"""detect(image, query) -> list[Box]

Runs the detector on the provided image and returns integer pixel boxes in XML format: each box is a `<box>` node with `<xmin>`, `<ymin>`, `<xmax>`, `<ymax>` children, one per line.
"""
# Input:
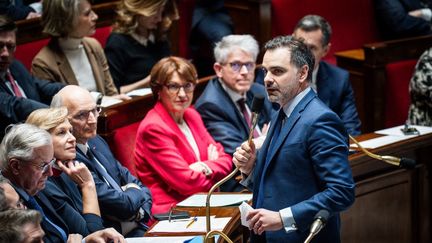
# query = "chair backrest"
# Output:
<box><xmin>15</xmin><ymin>38</ymin><xmax>50</xmax><ymax>71</ymax></box>
<box><xmin>384</xmin><ymin>59</ymin><xmax>418</xmax><ymax>128</ymax></box>
<box><xmin>92</xmin><ymin>26</ymin><xmax>113</xmax><ymax>48</ymax></box>
<box><xmin>271</xmin><ymin>0</ymin><xmax>379</xmax><ymax>63</ymax></box>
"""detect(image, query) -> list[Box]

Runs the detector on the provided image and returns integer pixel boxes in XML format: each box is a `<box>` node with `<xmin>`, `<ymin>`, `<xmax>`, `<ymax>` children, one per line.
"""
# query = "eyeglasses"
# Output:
<box><xmin>224</xmin><ymin>62</ymin><xmax>255</xmax><ymax>72</ymax></box>
<box><xmin>0</xmin><ymin>42</ymin><xmax>16</xmax><ymax>53</ymax></box>
<box><xmin>164</xmin><ymin>82</ymin><xmax>195</xmax><ymax>94</ymax></box>
<box><xmin>19</xmin><ymin>158</ymin><xmax>56</xmax><ymax>174</ymax></box>
<box><xmin>72</xmin><ymin>106</ymin><xmax>102</xmax><ymax>121</ymax></box>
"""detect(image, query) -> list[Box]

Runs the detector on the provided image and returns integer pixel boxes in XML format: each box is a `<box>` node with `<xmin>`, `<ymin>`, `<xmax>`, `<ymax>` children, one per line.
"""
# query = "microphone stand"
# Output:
<box><xmin>204</xmin><ymin>111</ymin><xmax>261</xmax><ymax>243</ymax></box>
<box><xmin>349</xmin><ymin>135</ymin><xmax>415</xmax><ymax>169</ymax></box>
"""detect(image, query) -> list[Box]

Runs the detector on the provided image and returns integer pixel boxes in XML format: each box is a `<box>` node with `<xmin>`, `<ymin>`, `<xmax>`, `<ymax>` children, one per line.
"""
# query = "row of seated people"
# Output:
<box><xmin>0</xmin><ymin>1</ymin><xmax>428</xmax><ymax>241</ymax></box>
<box><xmin>0</xmin><ymin>38</ymin><xmax>356</xmax><ymax>243</ymax></box>
<box><xmin>0</xmin><ymin>8</ymin><xmax>356</xmax><ymax>241</ymax></box>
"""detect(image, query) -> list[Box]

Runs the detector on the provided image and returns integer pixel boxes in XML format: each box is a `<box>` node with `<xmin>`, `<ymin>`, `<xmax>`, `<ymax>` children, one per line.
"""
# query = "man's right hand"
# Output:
<box><xmin>233</xmin><ymin>141</ymin><xmax>256</xmax><ymax>175</ymax></box>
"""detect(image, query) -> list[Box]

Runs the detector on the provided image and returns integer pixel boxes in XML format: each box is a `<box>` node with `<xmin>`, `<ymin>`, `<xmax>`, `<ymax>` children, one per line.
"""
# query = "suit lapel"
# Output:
<box><xmin>88</xmin><ymin>140</ymin><xmax>120</xmax><ymax>185</ymax></box>
<box><xmin>48</xmin><ymin>40</ymin><xmax>79</xmax><ymax>86</ymax></box>
<box><xmin>261</xmin><ymin>90</ymin><xmax>316</xmax><ymax>175</ymax></box>
<box><xmin>214</xmin><ymin>80</ymin><xmax>249</xmax><ymax>132</ymax></box>
<box><xmin>154</xmin><ymin>102</ymin><xmax>200</xmax><ymax>161</ymax></box>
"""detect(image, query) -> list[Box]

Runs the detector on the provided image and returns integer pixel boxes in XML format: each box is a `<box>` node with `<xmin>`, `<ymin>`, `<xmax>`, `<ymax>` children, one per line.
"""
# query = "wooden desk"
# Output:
<box><xmin>342</xmin><ymin>132</ymin><xmax>432</xmax><ymax>243</ymax></box>
<box><xmin>145</xmin><ymin>193</ymin><xmax>247</xmax><ymax>243</ymax></box>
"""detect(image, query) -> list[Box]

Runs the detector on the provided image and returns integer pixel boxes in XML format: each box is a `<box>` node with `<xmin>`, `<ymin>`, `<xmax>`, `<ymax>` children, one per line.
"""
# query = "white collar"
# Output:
<box><xmin>282</xmin><ymin>87</ymin><xmax>311</xmax><ymax>118</ymax></box>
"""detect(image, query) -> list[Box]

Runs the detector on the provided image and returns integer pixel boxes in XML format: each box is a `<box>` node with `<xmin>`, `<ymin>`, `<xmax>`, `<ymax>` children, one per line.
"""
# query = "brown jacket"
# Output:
<box><xmin>32</xmin><ymin>37</ymin><xmax>118</xmax><ymax>96</ymax></box>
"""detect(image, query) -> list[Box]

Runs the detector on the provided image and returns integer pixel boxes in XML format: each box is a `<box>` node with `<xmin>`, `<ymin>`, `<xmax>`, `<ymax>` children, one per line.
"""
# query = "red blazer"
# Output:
<box><xmin>134</xmin><ymin>102</ymin><xmax>232</xmax><ymax>214</ymax></box>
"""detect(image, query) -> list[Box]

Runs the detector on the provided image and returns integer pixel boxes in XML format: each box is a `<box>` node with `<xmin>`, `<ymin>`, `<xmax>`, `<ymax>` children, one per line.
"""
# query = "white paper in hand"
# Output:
<box><xmin>239</xmin><ymin>201</ymin><xmax>253</xmax><ymax>227</ymax></box>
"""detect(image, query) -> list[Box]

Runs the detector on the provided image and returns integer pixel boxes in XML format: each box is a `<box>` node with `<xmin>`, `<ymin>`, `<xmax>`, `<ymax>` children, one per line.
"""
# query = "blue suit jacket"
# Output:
<box><xmin>75</xmin><ymin>135</ymin><xmax>152</xmax><ymax>233</ymax></box>
<box><xmin>317</xmin><ymin>61</ymin><xmax>361</xmax><ymax>136</ymax></box>
<box><xmin>0</xmin><ymin>60</ymin><xmax>64</xmax><ymax>138</ymax></box>
<box><xmin>13</xmin><ymin>184</ymin><xmax>69</xmax><ymax>243</ymax></box>
<box><xmin>195</xmin><ymin>78</ymin><xmax>275</xmax><ymax>155</ymax></box>
<box><xmin>41</xmin><ymin>175</ymin><xmax>104</xmax><ymax>236</ymax></box>
<box><xmin>250</xmin><ymin>89</ymin><xmax>355</xmax><ymax>242</ymax></box>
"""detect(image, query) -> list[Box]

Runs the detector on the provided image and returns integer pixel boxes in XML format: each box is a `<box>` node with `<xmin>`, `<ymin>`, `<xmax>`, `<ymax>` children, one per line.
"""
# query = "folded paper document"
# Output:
<box><xmin>177</xmin><ymin>193</ymin><xmax>252</xmax><ymax>207</ymax></box>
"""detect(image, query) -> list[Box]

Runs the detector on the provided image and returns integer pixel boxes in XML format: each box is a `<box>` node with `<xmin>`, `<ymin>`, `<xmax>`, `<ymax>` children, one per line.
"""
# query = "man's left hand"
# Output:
<box><xmin>246</xmin><ymin>208</ymin><xmax>283</xmax><ymax>235</ymax></box>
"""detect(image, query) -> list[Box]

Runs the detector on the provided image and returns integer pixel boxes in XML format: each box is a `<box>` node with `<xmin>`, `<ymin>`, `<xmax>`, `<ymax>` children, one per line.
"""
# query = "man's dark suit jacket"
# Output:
<box><xmin>248</xmin><ymin>89</ymin><xmax>355</xmax><ymax>242</ymax></box>
<box><xmin>316</xmin><ymin>61</ymin><xmax>361</xmax><ymax>136</ymax></box>
<box><xmin>375</xmin><ymin>0</ymin><xmax>432</xmax><ymax>39</ymax></box>
<box><xmin>13</xmin><ymin>184</ymin><xmax>69</xmax><ymax>243</ymax></box>
<box><xmin>0</xmin><ymin>60</ymin><xmax>64</xmax><ymax>138</ymax></box>
<box><xmin>75</xmin><ymin>135</ymin><xmax>152</xmax><ymax>234</ymax></box>
<box><xmin>40</xmin><ymin>176</ymin><xmax>104</xmax><ymax>236</ymax></box>
<box><xmin>194</xmin><ymin>78</ymin><xmax>274</xmax><ymax>155</ymax></box>
<box><xmin>0</xmin><ymin>0</ymin><xmax>36</xmax><ymax>20</ymax></box>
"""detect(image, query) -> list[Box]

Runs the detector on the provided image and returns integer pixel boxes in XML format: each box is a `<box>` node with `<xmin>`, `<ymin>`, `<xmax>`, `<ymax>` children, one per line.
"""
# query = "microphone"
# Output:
<box><xmin>247</xmin><ymin>94</ymin><xmax>265</xmax><ymax>145</ymax></box>
<box><xmin>304</xmin><ymin>210</ymin><xmax>330</xmax><ymax>243</ymax></box>
<box><xmin>204</xmin><ymin>95</ymin><xmax>265</xmax><ymax>243</ymax></box>
<box><xmin>349</xmin><ymin>135</ymin><xmax>416</xmax><ymax>169</ymax></box>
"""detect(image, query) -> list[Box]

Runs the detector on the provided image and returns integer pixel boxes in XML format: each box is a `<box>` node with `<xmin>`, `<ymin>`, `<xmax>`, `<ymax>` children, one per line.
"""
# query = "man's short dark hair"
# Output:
<box><xmin>264</xmin><ymin>35</ymin><xmax>315</xmax><ymax>82</ymax></box>
<box><xmin>0</xmin><ymin>15</ymin><xmax>17</xmax><ymax>33</ymax></box>
<box><xmin>294</xmin><ymin>15</ymin><xmax>332</xmax><ymax>47</ymax></box>
<box><xmin>0</xmin><ymin>209</ymin><xmax>43</xmax><ymax>242</ymax></box>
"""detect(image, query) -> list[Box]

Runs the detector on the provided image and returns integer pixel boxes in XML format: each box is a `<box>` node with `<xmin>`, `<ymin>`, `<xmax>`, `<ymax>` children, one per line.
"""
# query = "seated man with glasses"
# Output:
<box><xmin>0</xmin><ymin>15</ymin><xmax>64</xmax><ymax>140</ymax></box>
<box><xmin>0</xmin><ymin>124</ymin><xmax>71</xmax><ymax>242</ymax></box>
<box><xmin>134</xmin><ymin>56</ymin><xmax>232</xmax><ymax>215</ymax></box>
<box><xmin>194</xmin><ymin>34</ymin><xmax>274</xmax><ymax>191</ymax></box>
<box><xmin>51</xmin><ymin>85</ymin><xmax>152</xmax><ymax>237</ymax></box>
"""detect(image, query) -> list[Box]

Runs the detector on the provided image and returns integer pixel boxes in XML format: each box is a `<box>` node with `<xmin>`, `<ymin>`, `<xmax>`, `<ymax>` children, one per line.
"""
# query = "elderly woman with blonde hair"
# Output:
<box><xmin>26</xmin><ymin>107</ymin><xmax>104</xmax><ymax>235</ymax></box>
<box><xmin>105</xmin><ymin>0</ymin><xmax>179</xmax><ymax>94</ymax></box>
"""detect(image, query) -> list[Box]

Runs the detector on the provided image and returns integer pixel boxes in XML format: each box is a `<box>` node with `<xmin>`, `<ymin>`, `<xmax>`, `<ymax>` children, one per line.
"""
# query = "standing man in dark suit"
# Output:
<box><xmin>233</xmin><ymin>36</ymin><xmax>355</xmax><ymax>242</ymax></box>
<box><xmin>51</xmin><ymin>85</ymin><xmax>152</xmax><ymax>237</ymax></box>
<box><xmin>0</xmin><ymin>15</ymin><xmax>64</xmax><ymax>139</ymax></box>
<box><xmin>292</xmin><ymin>15</ymin><xmax>361</xmax><ymax>136</ymax></box>
<box><xmin>195</xmin><ymin>34</ymin><xmax>274</xmax><ymax>191</ymax></box>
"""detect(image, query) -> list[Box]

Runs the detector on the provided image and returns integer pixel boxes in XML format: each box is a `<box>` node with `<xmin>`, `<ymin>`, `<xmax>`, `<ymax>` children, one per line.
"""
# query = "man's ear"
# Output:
<box><xmin>214</xmin><ymin>63</ymin><xmax>223</xmax><ymax>78</ymax></box>
<box><xmin>298</xmin><ymin>65</ymin><xmax>309</xmax><ymax>83</ymax></box>
<box><xmin>322</xmin><ymin>42</ymin><xmax>331</xmax><ymax>58</ymax></box>
<box><xmin>8</xmin><ymin>158</ymin><xmax>21</xmax><ymax>175</ymax></box>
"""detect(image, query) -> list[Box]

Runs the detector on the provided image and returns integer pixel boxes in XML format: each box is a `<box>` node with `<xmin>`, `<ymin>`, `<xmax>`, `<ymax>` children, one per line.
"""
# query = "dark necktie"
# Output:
<box><xmin>27</xmin><ymin>196</ymin><xmax>68</xmax><ymax>241</ymax></box>
<box><xmin>256</xmin><ymin>109</ymin><xmax>286</xmax><ymax>208</ymax></box>
<box><xmin>237</xmin><ymin>98</ymin><xmax>259</xmax><ymax>138</ymax></box>
<box><xmin>7</xmin><ymin>71</ymin><xmax>23</xmax><ymax>97</ymax></box>
<box><xmin>87</xmin><ymin>148</ymin><xmax>123</xmax><ymax>192</ymax></box>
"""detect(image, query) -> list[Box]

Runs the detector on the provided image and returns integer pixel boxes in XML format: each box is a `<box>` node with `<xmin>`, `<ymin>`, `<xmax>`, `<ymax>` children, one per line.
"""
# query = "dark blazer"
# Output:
<box><xmin>0</xmin><ymin>0</ymin><xmax>35</xmax><ymax>20</ymax></box>
<box><xmin>194</xmin><ymin>78</ymin><xmax>275</xmax><ymax>155</ymax></box>
<box><xmin>75</xmin><ymin>135</ymin><xmax>152</xmax><ymax>233</ymax></box>
<box><xmin>41</xmin><ymin>176</ymin><xmax>104</xmax><ymax>236</ymax></box>
<box><xmin>249</xmin><ymin>89</ymin><xmax>355</xmax><ymax>242</ymax></box>
<box><xmin>13</xmin><ymin>185</ymin><xmax>69</xmax><ymax>243</ymax></box>
<box><xmin>375</xmin><ymin>0</ymin><xmax>432</xmax><ymax>39</ymax></box>
<box><xmin>0</xmin><ymin>60</ymin><xmax>64</xmax><ymax>138</ymax></box>
<box><xmin>317</xmin><ymin>61</ymin><xmax>361</xmax><ymax>135</ymax></box>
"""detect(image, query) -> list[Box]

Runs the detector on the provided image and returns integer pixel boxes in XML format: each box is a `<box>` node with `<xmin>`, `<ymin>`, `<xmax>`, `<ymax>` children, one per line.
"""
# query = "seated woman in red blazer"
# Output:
<box><xmin>134</xmin><ymin>56</ymin><xmax>232</xmax><ymax>214</ymax></box>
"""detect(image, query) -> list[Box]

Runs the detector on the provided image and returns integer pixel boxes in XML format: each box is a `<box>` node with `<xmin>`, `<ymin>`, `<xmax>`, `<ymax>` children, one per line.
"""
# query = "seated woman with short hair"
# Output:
<box><xmin>134</xmin><ymin>56</ymin><xmax>232</xmax><ymax>214</ymax></box>
<box><xmin>31</xmin><ymin>0</ymin><xmax>129</xmax><ymax>101</ymax></box>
